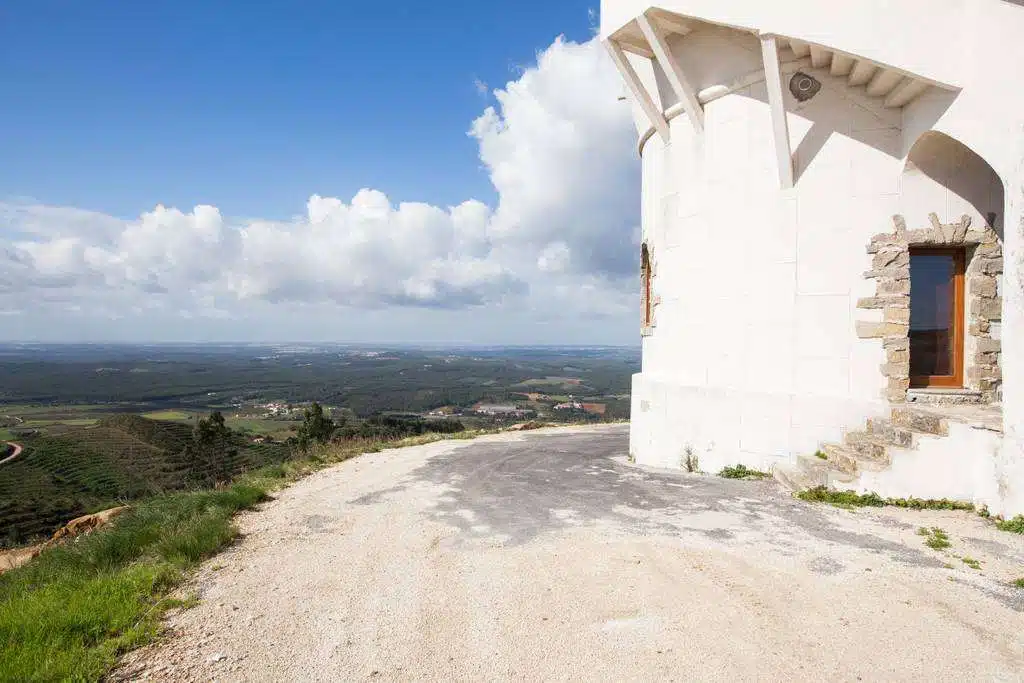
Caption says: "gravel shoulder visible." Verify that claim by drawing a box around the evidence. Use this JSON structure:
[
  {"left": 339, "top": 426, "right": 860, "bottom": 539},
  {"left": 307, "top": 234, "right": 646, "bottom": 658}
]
[{"left": 117, "top": 424, "right": 1024, "bottom": 681}]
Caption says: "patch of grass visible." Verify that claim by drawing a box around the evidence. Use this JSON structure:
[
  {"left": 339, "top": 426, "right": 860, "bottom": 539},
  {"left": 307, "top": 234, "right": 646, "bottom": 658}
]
[
  {"left": 795, "top": 486, "right": 975, "bottom": 512},
  {"left": 719, "top": 464, "right": 771, "bottom": 480},
  {"left": 886, "top": 497, "right": 975, "bottom": 511},
  {"left": 0, "top": 482, "right": 269, "bottom": 681},
  {"left": 813, "top": 450, "right": 828, "bottom": 460},
  {"left": 995, "top": 515, "right": 1024, "bottom": 534},
  {"left": 796, "top": 487, "right": 886, "bottom": 508},
  {"left": 1012, "top": 578, "right": 1024, "bottom": 589},
  {"left": 917, "top": 526, "right": 951, "bottom": 550},
  {"left": 960, "top": 556, "right": 981, "bottom": 570}
]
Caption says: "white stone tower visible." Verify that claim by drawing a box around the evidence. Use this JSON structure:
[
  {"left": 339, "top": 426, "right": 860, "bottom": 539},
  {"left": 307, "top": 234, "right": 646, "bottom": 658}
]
[{"left": 602, "top": 0, "right": 1024, "bottom": 515}]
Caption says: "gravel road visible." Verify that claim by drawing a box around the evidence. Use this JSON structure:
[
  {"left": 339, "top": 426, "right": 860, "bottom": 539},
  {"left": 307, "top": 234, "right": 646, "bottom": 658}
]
[{"left": 118, "top": 424, "right": 1024, "bottom": 681}]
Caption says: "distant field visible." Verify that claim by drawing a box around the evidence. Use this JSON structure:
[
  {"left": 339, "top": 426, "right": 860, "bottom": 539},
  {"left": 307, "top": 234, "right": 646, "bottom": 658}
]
[
  {"left": 142, "top": 409, "right": 192, "bottom": 421},
  {"left": 225, "top": 417, "right": 300, "bottom": 440},
  {"left": 0, "top": 343, "right": 637, "bottom": 546},
  {"left": 515, "top": 377, "right": 583, "bottom": 387}
]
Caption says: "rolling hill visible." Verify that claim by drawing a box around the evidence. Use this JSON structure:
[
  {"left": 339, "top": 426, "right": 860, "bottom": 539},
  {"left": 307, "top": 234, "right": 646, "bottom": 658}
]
[{"left": 0, "top": 415, "right": 289, "bottom": 547}]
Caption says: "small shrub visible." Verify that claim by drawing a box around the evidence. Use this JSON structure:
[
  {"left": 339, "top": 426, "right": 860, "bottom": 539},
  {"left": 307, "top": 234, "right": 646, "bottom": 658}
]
[
  {"left": 996, "top": 515, "right": 1024, "bottom": 534},
  {"left": 814, "top": 450, "right": 828, "bottom": 460},
  {"left": 917, "top": 526, "right": 951, "bottom": 550},
  {"left": 1012, "top": 577, "right": 1024, "bottom": 589},
  {"left": 719, "top": 464, "right": 771, "bottom": 480},
  {"left": 682, "top": 447, "right": 699, "bottom": 473}
]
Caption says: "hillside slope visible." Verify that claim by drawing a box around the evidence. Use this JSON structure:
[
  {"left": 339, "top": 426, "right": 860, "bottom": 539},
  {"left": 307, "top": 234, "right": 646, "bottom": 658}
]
[{"left": 0, "top": 415, "right": 289, "bottom": 546}]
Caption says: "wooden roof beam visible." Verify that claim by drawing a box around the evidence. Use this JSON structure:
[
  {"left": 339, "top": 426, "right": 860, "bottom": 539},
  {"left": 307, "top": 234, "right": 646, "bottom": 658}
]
[
  {"left": 884, "top": 78, "right": 931, "bottom": 108},
  {"left": 848, "top": 60, "right": 877, "bottom": 87},
  {"left": 760, "top": 34, "right": 794, "bottom": 189},
  {"left": 789, "top": 39, "right": 810, "bottom": 58},
  {"left": 809, "top": 45, "right": 831, "bottom": 69},
  {"left": 637, "top": 12, "right": 704, "bottom": 133},
  {"left": 830, "top": 54, "right": 854, "bottom": 77},
  {"left": 604, "top": 38, "right": 670, "bottom": 142},
  {"left": 866, "top": 68, "right": 904, "bottom": 97}
]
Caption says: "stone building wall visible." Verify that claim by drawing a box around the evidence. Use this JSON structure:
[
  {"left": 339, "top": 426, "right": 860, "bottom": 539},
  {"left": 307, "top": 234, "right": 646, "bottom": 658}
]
[{"left": 856, "top": 213, "right": 1003, "bottom": 402}]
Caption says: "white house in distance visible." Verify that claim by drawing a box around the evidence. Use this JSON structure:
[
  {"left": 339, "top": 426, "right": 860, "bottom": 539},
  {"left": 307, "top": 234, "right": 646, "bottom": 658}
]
[{"left": 601, "top": 0, "right": 1024, "bottom": 515}]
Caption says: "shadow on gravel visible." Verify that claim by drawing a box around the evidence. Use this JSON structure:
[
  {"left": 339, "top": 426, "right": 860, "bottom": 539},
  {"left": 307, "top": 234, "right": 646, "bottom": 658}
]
[{"left": 348, "top": 427, "right": 949, "bottom": 570}]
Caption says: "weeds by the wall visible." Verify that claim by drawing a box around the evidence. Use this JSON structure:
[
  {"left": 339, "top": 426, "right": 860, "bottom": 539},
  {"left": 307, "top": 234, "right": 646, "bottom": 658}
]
[
  {"left": 1013, "top": 577, "right": 1024, "bottom": 589},
  {"left": 719, "top": 464, "right": 771, "bottom": 480},
  {"left": 796, "top": 486, "right": 975, "bottom": 512},
  {"left": 796, "top": 487, "right": 886, "bottom": 508},
  {"left": 996, "top": 515, "right": 1024, "bottom": 534},
  {"left": 682, "top": 447, "right": 699, "bottom": 474}
]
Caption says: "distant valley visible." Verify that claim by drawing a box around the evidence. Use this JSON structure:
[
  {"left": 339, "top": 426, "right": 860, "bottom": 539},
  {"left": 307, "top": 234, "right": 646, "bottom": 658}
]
[{"left": 0, "top": 343, "right": 638, "bottom": 546}]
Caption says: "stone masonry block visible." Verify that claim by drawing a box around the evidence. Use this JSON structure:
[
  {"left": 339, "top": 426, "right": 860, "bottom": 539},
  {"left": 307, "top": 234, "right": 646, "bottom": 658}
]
[
  {"left": 880, "top": 363, "right": 910, "bottom": 379},
  {"left": 884, "top": 307, "right": 911, "bottom": 324},
  {"left": 971, "top": 298, "right": 1002, "bottom": 319},
  {"left": 969, "top": 275, "right": 998, "bottom": 298},
  {"left": 857, "top": 321, "right": 909, "bottom": 339},
  {"left": 877, "top": 279, "right": 911, "bottom": 295}
]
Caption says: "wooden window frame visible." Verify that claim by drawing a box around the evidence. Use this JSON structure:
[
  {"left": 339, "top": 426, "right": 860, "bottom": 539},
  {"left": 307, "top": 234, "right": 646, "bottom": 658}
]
[
  {"left": 640, "top": 243, "right": 652, "bottom": 330},
  {"left": 909, "top": 247, "right": 965, "bottom": 389}
]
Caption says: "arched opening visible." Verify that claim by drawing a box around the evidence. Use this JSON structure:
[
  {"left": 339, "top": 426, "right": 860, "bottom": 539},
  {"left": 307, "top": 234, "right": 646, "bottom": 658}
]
[
  {"left": 887, "top": 131, "right": 1004, "bottom": 399},
  {"left": 640, "top": 243, "right": 652, "bottom": 332},
  {"left": 902, "top": 131, "right": 1005, "bottom": 237}
]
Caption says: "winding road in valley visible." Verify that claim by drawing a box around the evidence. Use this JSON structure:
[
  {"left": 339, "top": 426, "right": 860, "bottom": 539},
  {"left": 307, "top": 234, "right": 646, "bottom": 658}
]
[
  {"left": 117, "top": 424, "right": 1024, "bottom": 681},
  {"left": 0, "top": 442, "right": 23, "bottom": 466}
]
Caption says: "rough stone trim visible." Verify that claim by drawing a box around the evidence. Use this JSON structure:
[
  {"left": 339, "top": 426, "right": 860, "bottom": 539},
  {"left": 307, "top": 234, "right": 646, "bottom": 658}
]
[
  {"left": 640, "top": 242, "right": 660, "bottom": 336},
  {"left": 858, "top": 213, "right": 1002, "bottom": 403}
]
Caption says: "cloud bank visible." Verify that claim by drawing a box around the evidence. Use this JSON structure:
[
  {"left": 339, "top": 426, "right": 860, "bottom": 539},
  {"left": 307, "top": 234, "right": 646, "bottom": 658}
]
[{"left": 0, "top": 37, "right": 640, "bottom": 338}]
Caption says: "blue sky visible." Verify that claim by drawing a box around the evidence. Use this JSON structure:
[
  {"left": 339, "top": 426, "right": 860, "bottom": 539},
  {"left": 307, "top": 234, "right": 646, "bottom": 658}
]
[
  {"left": 1, "top": 1, "right": 596, "bottom": 217},
  {"left": 0, "top": 2, "right": 641, "bottom": 344}
]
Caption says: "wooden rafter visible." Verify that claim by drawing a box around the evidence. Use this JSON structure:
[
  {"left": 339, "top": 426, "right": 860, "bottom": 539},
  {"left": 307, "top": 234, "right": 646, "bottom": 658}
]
[
  {"left": 759, "top": 34, "right": 794, "bottom": 189},
  {"left": 637, "top": 12, "right": 704, "bottom": 133},
  {"left": 604, "top": 38, "right": 670, "bottom": 141}
]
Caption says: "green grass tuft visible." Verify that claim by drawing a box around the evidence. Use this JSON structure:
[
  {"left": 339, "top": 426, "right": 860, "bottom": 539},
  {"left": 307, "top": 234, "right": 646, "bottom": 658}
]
[
  {"left": 995, "top": 515, "right": 1024, "bottom": 534},
  {"left": 960, "top": 556, "right": 981, "bottom": 570},
  {"left": 1013, "top": 577, "right": 1024, "bottom": 589},
  {"left": 917, "top": 526, "right": 951, "bottom": 550},
  {"left": 796, "top": 487, "right": 886, "bottom": 508},
  {"left": 0, "top": 482, "right": 269, "bottom": 681},
  {"left": 719, "top": 464, "right": 771, "bottom": 480},
  {"left": 795, "top": 486, "right": 975, "bottom": 512},
  {"left": 813, "top": 450, "right": 828, "bottom": 460}
]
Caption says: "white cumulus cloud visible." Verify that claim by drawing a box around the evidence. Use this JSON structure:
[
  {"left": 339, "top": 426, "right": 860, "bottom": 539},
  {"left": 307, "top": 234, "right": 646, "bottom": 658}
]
[{"left": 0, "top": 35, "right": 640, "bottom": 333}]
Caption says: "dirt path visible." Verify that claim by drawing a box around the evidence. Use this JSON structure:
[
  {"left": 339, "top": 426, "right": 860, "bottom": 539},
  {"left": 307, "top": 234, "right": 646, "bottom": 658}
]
[
  {"left": 117, "top": 425, "right": 1024, "bottom": 681},
  {"left": 0, "top": 442, "right": 23, "bottom": 466}
]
